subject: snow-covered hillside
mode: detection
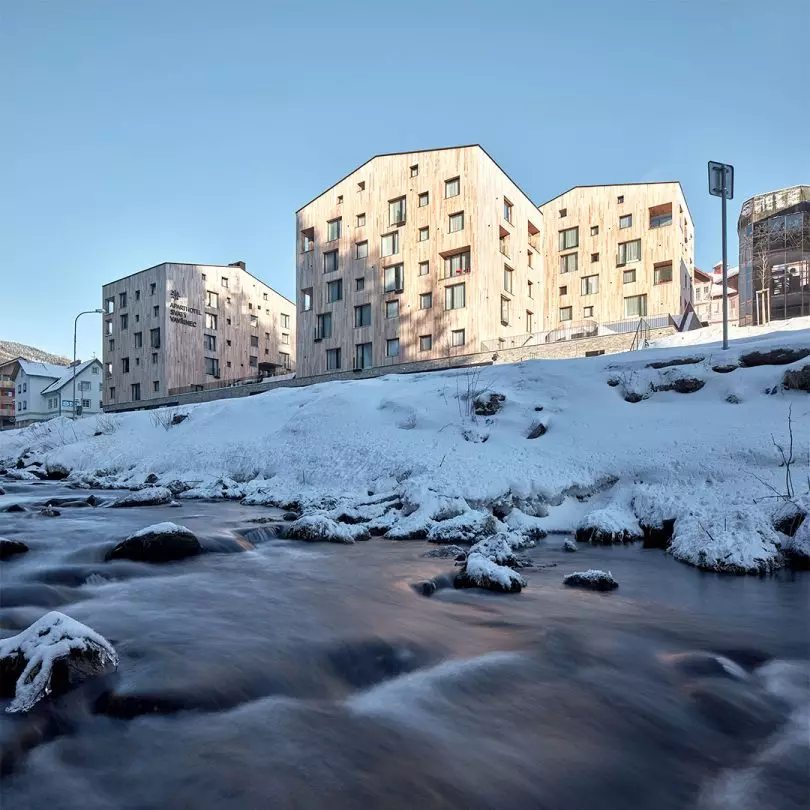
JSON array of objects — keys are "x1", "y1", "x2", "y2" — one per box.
[
  {"x1": 0, "y1": 340, "x2": 70, "y2": 366},
  {"x1": 2, "y1": 326, "x2": 809, "y2": 576}
]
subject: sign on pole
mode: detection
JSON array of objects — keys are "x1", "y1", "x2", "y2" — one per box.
[{"x1": 708, "y1": 161, "x2": 734, "y2": 350}]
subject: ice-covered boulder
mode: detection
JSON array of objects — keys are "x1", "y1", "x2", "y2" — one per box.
[
  {"x1": 111, "y1": 487, "x2": 172, "y2": 508},
  {"x1": 454, "y1": 552, "x2": 526, "y2": 593},
  {"x1": 0, "y1": 611, "x2": 118, "y2": 713},
  {"x1": 503, "y1": 508, "x2": 547, "y2": 545},
  {"x1": 426, "y1": 510, "x2": 502, "y2": 545},
  {"x1": 469, "y1": 533, "x2": 520, "y2": 567},
  {"x1": 105, "y1": 522, "x2": 203, "y2": 563},
  {"x1": 575, "y1": 502, "x2": 642, "y2": 545},
  {"x1": 284, "y1": 515, "x2": 369, "y2": 544},
  {"x1": 4, "y1": 469, "x2": 38, "y2": 481},
  {"x1": 563, "y1": 539, "x2": 578, "y2": 552},
  {"x1": 45, "y1": 463, "x2": 70, "y2": 480},
  {"x1": 421, "y1": 544, "x2": 466, "y2": 560},
  {"x1": 0, "y1": 537, "x2": 29, "y2": 561},
  {"x1": 563, "y1": 569, "x2": 618, "y2": 591},
  {"x1": 782, "y1": 518, "x2": 810, "y2": 569}
]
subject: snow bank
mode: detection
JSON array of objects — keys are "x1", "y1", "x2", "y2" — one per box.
[{"x1": 576, "y1": 497, "x2": 641, "y2": 544}]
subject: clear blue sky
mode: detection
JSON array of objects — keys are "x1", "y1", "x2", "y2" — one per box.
[{"x1": 2, "y1": 0, "x2": 808, "y2": 361}]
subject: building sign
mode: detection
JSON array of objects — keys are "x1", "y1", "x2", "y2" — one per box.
[{"x1": 168, "y1": 290, "x2": 200, "y2": 327}]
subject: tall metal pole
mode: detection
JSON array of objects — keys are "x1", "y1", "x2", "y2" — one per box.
[
  {"x1": 721, "y1": 177, "x2": 729, "y2": 350},
  {"x1": 72, "y1": 309, "x2": 104, "y2": 419}
]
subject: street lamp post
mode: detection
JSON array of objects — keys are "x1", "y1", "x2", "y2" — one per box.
[{"x1": 72, "y1": 309, "x2": 104, "y2": 419}]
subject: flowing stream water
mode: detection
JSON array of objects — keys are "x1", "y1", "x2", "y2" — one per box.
[{"x1": 1, "y1": 479, "x2": 808, "y2": 809}]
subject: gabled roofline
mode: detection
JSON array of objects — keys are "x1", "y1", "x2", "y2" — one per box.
[
  {"x1": 537, "y1": 181, "x2": 693, "y2": 223},
  {"x1": 295, "y1": 144, "x2": 543, "y2": 218},
  {"x1": 41, "y1": 359, "x2": 103, "y2": 394}
]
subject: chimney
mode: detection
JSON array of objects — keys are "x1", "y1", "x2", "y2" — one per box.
[{"x1": 228, "y1": 261, "x2": 246, "y2": 271}]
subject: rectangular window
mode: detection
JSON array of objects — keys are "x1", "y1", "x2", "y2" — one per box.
[
  {"x1": 356, "y1": 213, "x2": 366, "y2": 227},
  {"x1": 221, "y1": 277, "x2": 229, "y2": 288},
  {"x1": 121, "y1": 357, "x2": 130, "y2": 373},
  {"x1": 92, "y1": 364, "x2": 100, "y2": 374},
  {"x1": 581, "y1": 275, "x2": 599, "y2": 295},
  {"x1": 583, "y1": 305, "x2": 594, "y2": 318},
  {"x1": 443, "y1": 251, "x2": 470, "y2": 278},
  {"x1": 559, "y1": 306, "x2": 573, "y2": 322},
  {"x1": 249, "y1": 356, "x2": 257, "y2": 370},
  {"x1": 134, "y1": 331, "x2": 143, "y2": 348},
  {"x1": 250, "y1": 335, "x2": 259, "y2": 348},
  {"x1": 418, "y1": 261, "x2": 429, "y2": 276},
  {"x1": 649, "y1": 203, "x2": 673, "y2": 229},
  {"x1": 418, "y1": 191, "x2": 429, "y2": 207},
  {"x1": 559, "y1": 226, "x2": 579, "y2": 250},
  {"x1": 624, "y1": 294, "x2": 648, "y2": 317},
  {"x1": 654, "y1": 261, "x2": 673, "y2": 284},
  {"x1": 249, "y1": 314, "x2": 258, "y2": 328},
  {"x1": 79, "y1": 380, "x2": 91, "y2": 392},
  {"x1": 356, "y1": 241, "x2": 368, "y2": 259},
  {"x1": 385, "y1": 300, "x2": 399, "y2": 319},
  {"x1": 205, "y1": 313, "x2": 218, "y2": 330},
  {"x1": 419, "y1": 292, "x2": 432, "y2": 310},
  {"x1": 153, "y1": 380, "x2": 160, "y2": 393},
  {"x1": 206, "y1": 290, "x2": 218, "y2": 308},
  {"x1": 205, "y1": 357, "x2": 220, "y2": 376},
  {"x1": 301, "y1": 228, "x2": 314, "y2": 253},
  {"x1": 327, "y1": 278, "x2": 343, "y2": 303},
  {"x1": 302, "y1": 288, "x2": 313, "y2": 311},
  {"x1": 279, "y1": 352, "x2": 291, "y2": 369},
  {"x1": 410, "y1": 164, "x2": 418, "y2": 177},
  {"x1": 590, "y1": 225, "x2": 599, "y2": 236},
  {"x1": 500, "y1": 296, "x2": 510, "y2": 325},
  {"x1": 617, "y1": 239, "x2": 641, "y2": 265},
  {"x1": 526, "y1": 311, "x2": 534, "y2": 332},
  {"x1": 503, "y1": 266, "x2": 514, "y2": 293},
  {"x1": 316, "y1": 312, "x2": 332, "y2": 339},
  {"x1": 150, "y1": 283, "x2": 156, "y2": 295},
  {"x1": 445, "y1": 177, "x2": 460, "y2": 198},
  {"x1": 623, "y1": 268, "x2": 636, "y2": 284},
  {"x1": 354, "y1": 303, "x2": 371, "y2": 327},
  {"x1": 153, "y1": 305, "x2": 159, "y2": 317},
  {"x1": 131, "y1": 383, "x2": 141, "y2": 401},
  {"x1": 105, "y1": 297, "x2": 115, "y2": 313},
  {"x1": 383, "y1": 264, "x2": 404, "y2": 293},
  {"x1": 326, "y1": 348, "x2": 341, "y2": 370},
  {"x1": 591, "y1": 252, "x2": 599, "y2": 263},
  {"x1": 449, "y1": 211, "x2": 464, "y2": 232},
  {"x1": 389, "y1": 196, "x2": 406, "y2": 226},
  {"x1": 324, "y1": 250, "x2": 338, "y2": 273},
  {"x1": 355, "y1": 277, "x2": 365, "y2": 292},
  {"x1": 119, "y1": 291, "x2": 127, "y2": 308},
  {"x1": 81, "y1": 398, "x2": 91, "y2": 409},
  {"x1": 585, "y1": 350, "x2": 605, "y2": 357},
  {"x1": 499, "y1": 232, "x2": 510, "y2": 257},
  {"x1": 108, "y1": 338, "x2": 115, "y2": 352},
  {"x1": 281, "y1": 333, "x2": 290, "y2": 345},
  {"x1": 559, "y1": 208, "x2": 567, "y2": 218},
  {"x1": 503, "y1": 199, "x2": 513, "y2": 223},
  {"x1": 445, "y1": 282, "x2": 466, "y2": 310},
  {"x1": 418, "y1": 227, "x2": 429, "y2": 241},
  {"x1": 451, "y1": 329, "x2": 465, "y2": 347},
  {"x1": 560, "y1": 253, "x2": 578, "y2": 274},
  {"x1": 281, "y1": 313, "x2": 290, "y2": 328},
  {"x1": 263, "y1": 293, "x2": 268, "y2": 301},
  {"x1": 528, "y1": 280, "x2": 534, "y2": 298},
  {"x1": 105, "y1": 362, "x2": 113, "y2": 377},
  {"x1": 619, "y1": 214, "x2": 632, "y2": 229},
  {"x1": 381, "y1": 232, "x2": 399, "y2": 257},
  {"x1": 419, "y1": 334, "x2": 432, "y2": 352},
  {"x1": 120, "y1": 313, "x2": 128, "y2": 330},
  {"x1": 152, "y1": 352, "x2": 158, "y2": 363},
  {"x1": 355, "y1": 342, "x2": 372, "y2": 370},
  {"x1": 386, "y1": 338, "x2": 400, "y2": 358},
  {"x1": 327, "y1": 218, "x2": 342, "y2": 241},
  {"x1": 617, "y1": 195, "x2": 625, "y2": 204},
  {"x1": 528, "y1": 249, "x2": 534, "y2": 268}
]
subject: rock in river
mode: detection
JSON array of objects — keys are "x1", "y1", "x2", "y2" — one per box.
[
  {"x1": 0, "y1": 611, "x2": 118, "y2": 713},
  {"x1": 0, "y1": 538, "x2": 29, "y2": 561},
  {"x1": 283, "y1": 515, "x2": 369, "y2": 544},
  {"x1": 105, "y1": 522, "x2": 203, "y2": 563},
  {"x1": 110, "y1": 487, "x2": 172, "y2": 508},
  {"x1": 562, "y1": 569, "x2": 619, "y2": 591}
]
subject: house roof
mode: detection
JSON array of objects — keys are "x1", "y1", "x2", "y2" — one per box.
[
  {"x1": 41, "y1": 359, "x2": 102, "y2": 394},
  {"x1": 295, "y1": 144, "x2": 541, "y2": 215},
  {"x1": 17, "y1": 359, "x2": 71, "y2": 379}
]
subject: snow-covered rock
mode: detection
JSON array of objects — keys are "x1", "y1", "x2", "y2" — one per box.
[
  {"x1": 563, "y1": 569, "x2": 618, "y2": 591},
  {"x1": 575, "y1": 501, "x2": 641, "y2": 545},
  {"x1": 503, "y1": 508, "x2": 547, "y2": 545},
  {"x1": 421, "y1": 544, "x2": 466, "y2": 559},
  {"x1": 468, "y1": 533, "x2": 519, "y2": 566},
  {"x1": 426, "y1": 510, "x2": 502, "y2": 545},
  {"x1": 0, "y1": 537, "x2": 29, "y2": 561},
  {"x1": 4, "y1": 469, "x2": 38, "y2": 481},
  {"x1": 454, "y1": 552, "x2": 526, "y2": 593},
  {"x1": 105, "y1": 522, "x2": 203, "y2": 563},
  {"x1": 110, "y1": 487, "x2": 173, "y2": 508},
  {"x1": 782, "y1": 518, "x2": 810, "y2": 569},
  {"x1": 563, "y1": 539, "x2": 578, "y2": 552},
  {"x1": 283, "y1": 515, "x2": 369, "y2": 544},
  {"x1": 0, "y1": 612, "x2": 118, "y2": 713}
]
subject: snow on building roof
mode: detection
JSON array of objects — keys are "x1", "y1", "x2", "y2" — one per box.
[
  {"x1": 41, "y1": 359, "x2": 101, "y2": 394},
  {"x1": 17, "y1": 359, "x2": 71, "y2": 380}
]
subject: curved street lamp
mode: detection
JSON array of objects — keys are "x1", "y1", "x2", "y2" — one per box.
[{"x1": 72, "y1": 309, "x2": 104, "y2": 419}]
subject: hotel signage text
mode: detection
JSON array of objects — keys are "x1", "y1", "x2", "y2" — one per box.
[{"x1": 168, "y1": 290, "x2": 200, "y2": 327}]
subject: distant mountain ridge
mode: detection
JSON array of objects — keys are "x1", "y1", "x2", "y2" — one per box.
[{"x1": 0, "y1": 340, "x2": 70, "y2": 367}]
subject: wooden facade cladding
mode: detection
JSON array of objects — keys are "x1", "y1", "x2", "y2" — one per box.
[
  {"x1": 295, "y1": 146, "x2": 544, "y2": 378},
  {"x1": 537, "y1": 183, "x2": 695, "y2": 326}
]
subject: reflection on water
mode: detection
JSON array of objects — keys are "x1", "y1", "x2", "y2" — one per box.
[{"x1": 1, "y1": 481, "x2": 808, "y2": 809}]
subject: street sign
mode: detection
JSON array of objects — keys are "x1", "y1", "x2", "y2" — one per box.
[
  {"x1": 708, "y1": 161, "x2": 734, "y2": 199},
  {"x1": 61, "y1": 400, "x2": 73, "y2": 408}
]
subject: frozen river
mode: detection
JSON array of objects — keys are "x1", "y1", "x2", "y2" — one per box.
[{"x1": 1, "y1": 479, "x2": 808, "y2": 809}]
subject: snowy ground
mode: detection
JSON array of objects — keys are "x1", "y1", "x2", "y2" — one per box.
[{"x1": 2, "y1": 321, "x2": 810, "y2": 575}]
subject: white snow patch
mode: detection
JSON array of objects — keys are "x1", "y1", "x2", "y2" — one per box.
[{"x1": 462, "y1": 553, "x2": 527, "y2": 591}]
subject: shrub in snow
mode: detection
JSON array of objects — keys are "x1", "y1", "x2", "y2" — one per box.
[
  {"x1": 782, "y1": 364, "x2": 810, "y2": 392},
  {"x1": 563, "y1": 569, "x2": 618, "y2": 591},
  {"x1": 575, "y1": 503, "x2": 642, "y2": 545},
  {"x1": 111, "y1": 487, "x2": 172, "y2": 507},
  {"x1": 105, "y1": 522, "x2": 203, "y2": 563},
  {"x1": 0, "y1": 611, "x2": 118, "y2": 713},
  {"x1": 0, "y1": 537, "x2": 29, "y2": 561},
  {"x1": 284, "y1": 515, "x2": 369, "y2": 544},
  {"x1": 473, "y1": 392, "x2": 505, "y2": 417},
  {"x1": 454, "y1": 552, "x2": 526, "y2": 593},
  {"x1": 427, "y1": 510, "x2": 502, "y2": 545},
  {"x1": 670, "y1": 510, "x2": 782, "y2": 574}
]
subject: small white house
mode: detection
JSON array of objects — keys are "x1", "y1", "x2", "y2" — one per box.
[{"x1": 10, "y1": 358, "x2": 104, "y2": 427}]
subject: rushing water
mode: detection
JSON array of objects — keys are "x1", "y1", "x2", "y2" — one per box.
[{"x1": 1, "y1": 480, "x2": 808, "y2": 809}]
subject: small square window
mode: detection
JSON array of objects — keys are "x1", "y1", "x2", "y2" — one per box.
[
  {"x1": 221, "y1": 277, "x2": 229, "y2": 287},
  {"x1": 559, "y1": 306, "x2": 573, "y2": 322},
  {"x1": 324, "y1": 250, "x2": 339, "y2": 273},
  {"x1": 356, "y1": 241, "x2": 368, "y2": 259},
  {"x1": 355, "y1": 277, "x2": 365, "y2": 292},
  {"x1": 591, "y1": 252, "x2": 599, "y2": 262},
  {"x1": 418, "y1": 192, "x2": 429, "y2": 207},
  {"x1": 326, "y1": 348, "x2": 341, "y2": 370},
  {"x1": 327, "y1": 279, "x2": 343, "y2": 303},
  {"x1": 419, "y1": 334, "x2": 432, "y2": 352},
  {"x1": 583, "y1": 306, "x2": 594, "y2": 318},
  {"x1": 357, "y1": 213, "x2": 366, "y2": 227},
  {"x1": 418, "y1": 227, "x2": 429, "y2": 242},
  {"x1": 617, "y1": 195, "x2": 625, "y2": 203},
  {"x1": 410, "y1": 164, "x2": 418, "y2": 177},
  {"x1": 450, "y1": 329, "x2": 465, "y2": 347},
  {"x1": 135, "y1": 290, "x2": 140, "y2": 301},
  {"x1": 559, "y1": 208, "x2": 567, "y2": 218},
  {"x1": 449, "y1": 212, "x2": 464, "y2": 233},
  {"x1": 590, "y1": 225, "x2": 599, "y2": 236},
  {"x1": 386, "y1": 338, "x2": 400, "y2": 358},
  {"x1": 503, "y1": 198, "x2": 513, "y2": 223},
  {"x1": 385, "y1": 300, "x2": 399, "y2": 319},
  {"x1": 153, "y1": 380, "x2": 160, "y2": 393},
  {"x1": 623, "y1": 268, "x2": 637, "y2": 284},
  {"x1": 150, "y1": 283, "x2": 156, "y2": 295},
  {"x1": 445, "y1": 177, "x2": 460, "y2": 198},
  {"x1": 419, "y1": 292, "x2": 432, "y2": 310},
  {"x1": 337, "y1": 194, "x2": 343, "y2": 204},
  {"x1": 619, "y1": 214, "x2": 632, "y2": 229},
  {"x1": 418, "y1": 261, "x2": 429, "y2": 276},
  {"x1": 559, "y1": 285, "x2": 568, "y2": 296},
  {"x1": 357, "y1": 180, "x2": 365, "y2": 191}
]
